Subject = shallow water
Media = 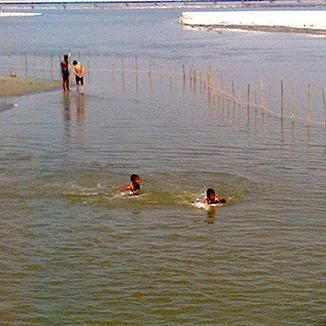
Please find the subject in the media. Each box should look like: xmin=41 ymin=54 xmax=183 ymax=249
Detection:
xmin=0 ymin=8 xmax=325 ymax=326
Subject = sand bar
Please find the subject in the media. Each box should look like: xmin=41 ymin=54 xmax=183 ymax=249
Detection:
xmin=179 ymin=10 xmax=326 ymax=33
xmin=0 ymin=12 xmax=42 ymax=16
xmin=0 ymin=76 xmax=60 ymax=98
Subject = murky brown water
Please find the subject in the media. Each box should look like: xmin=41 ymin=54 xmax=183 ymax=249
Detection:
xmin=0 ymin=8 xmax=325 ymax=325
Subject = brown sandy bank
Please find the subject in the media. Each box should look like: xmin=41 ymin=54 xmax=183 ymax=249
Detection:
xmin=0 ymin=76 xmax=60 ymax=98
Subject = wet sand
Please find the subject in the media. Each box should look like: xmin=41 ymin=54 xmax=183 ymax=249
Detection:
xmin=0 ymin=76 xmax=60 ymax=98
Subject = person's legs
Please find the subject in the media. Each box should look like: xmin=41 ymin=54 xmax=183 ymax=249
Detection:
xmin=75 ymin=76 xmax=80 ymax=93
xmin=66 ymin=75 xmax=70 ymax=91
xmin=79 ymin=77 xmax=84 ymax=94
xmin=62 ymin=73 xmax=70 ymax=92
xmin=76 ymin=76 xmax=84 ymax=94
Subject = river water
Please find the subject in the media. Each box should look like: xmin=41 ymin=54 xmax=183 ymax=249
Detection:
xmin=0 ymin=7 xmax=325 ymax=325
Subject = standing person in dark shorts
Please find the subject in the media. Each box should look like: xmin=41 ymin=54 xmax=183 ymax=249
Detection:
xmin=72 ymin=60 xmax=85 ymax=95
xmin=60 ymin=54 xmax=70 ymax=92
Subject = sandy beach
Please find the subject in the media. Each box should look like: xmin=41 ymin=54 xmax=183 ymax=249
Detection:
xmin=0 ymin=76 xmax=60 ymax=98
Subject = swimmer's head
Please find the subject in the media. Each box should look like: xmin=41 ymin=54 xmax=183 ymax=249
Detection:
xmin=64 ymin=54 xmax=68 ymax=61
xmin=130 ymin=174 xmax=140 ymax=183
xmin=206 ymin=188 xmax=215 ymax=197
xmin=73 ymin=60 xmax=78 ymax=66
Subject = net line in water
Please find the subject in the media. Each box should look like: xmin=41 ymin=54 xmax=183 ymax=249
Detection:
xmin=1 ymin=51 xmax=326 ymax=127
xmin=196 ymin=70 xmax=326 ymax=126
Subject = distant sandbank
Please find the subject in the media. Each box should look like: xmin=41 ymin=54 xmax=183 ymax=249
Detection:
xmin=0 ymin=76 xmax=60 ymax=98
xmin=0 ymin=12 xmax=42 ymax=16
xmin=179 ymin=11 xmax=326 ymax=34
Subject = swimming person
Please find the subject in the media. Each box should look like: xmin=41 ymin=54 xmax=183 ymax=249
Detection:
xmin=72 ymin=60 xmax=85 ymax=95
xmin=203 ymin=188 xmax=226 ymax=204
xmin=118 ymin=174 xmax=141 ymax=194
xmin=60 ymin=54 xmax=70 ymax=92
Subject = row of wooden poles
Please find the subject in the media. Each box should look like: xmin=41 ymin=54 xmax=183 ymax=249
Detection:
xmin=192 ymin=69 xmax=326 ymax=126
xmin=1 ymin=52 xmax=326 ymax=126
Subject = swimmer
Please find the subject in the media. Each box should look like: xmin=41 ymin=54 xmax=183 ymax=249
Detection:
xmin=117 ymin=174 xmax=141 ymax=194
xmin=203 ymin=188 xmax=226 ymax=204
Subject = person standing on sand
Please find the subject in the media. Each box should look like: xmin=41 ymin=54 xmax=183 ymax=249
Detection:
xmin=60 ymin=54 xmax=70 ymax=92
xmin=72 ymin=60 xmax=85 ymax=95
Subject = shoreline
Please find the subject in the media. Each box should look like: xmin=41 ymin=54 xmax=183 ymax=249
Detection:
xmin=0 ymin=76 xmax=60 ymax=98
xmin=184 ymin=24 xmax=326 ymax=35
xmin=1 ymin=1 xmax=326 ymax=10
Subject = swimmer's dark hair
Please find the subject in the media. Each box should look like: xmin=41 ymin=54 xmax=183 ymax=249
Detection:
xmin=130 ymin=174 xmax=139 ymax=182
xmin=73 ymin=60 xmax=78 ymax=65
xmin=64 ymin=54 xmax=68 ymax=61
xmin=206 ymin=188 xmax=215 ymax=197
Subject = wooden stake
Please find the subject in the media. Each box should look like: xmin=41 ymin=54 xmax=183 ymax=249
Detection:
xmin=322 ymin=89 xmax=326 ymax=125
xmin=307 ymin=83 xmax=312 ymax=122
xmin=291 ymin=80 xmax=296 ymax=119
xmin=247 ymin=83 xmax=250 ymax=111
xmin=281 ymin=80 xmax=284 ymax=119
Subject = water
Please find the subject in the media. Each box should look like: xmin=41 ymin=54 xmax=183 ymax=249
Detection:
xmin=0 ymin=8 xmax=325 ymax=325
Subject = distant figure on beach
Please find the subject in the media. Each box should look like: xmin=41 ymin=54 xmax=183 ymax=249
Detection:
xmin=60 ymin=54 xmax=70 ymax=92
xmin=72 ymin=60 xmax=85 ymax=95
xmin=203 ymin=188 xmax=226 ymax=204
xmin=118 ymin=174 xmax=141 ymax=194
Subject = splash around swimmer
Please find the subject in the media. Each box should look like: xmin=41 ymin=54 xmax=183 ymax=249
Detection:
xmin=117 ymin=174 xmax=227 ymax=206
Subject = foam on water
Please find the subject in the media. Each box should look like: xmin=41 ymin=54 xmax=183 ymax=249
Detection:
xmin=192 ymin=200 xmax=224 ymax=210
xmin=60 ymin=171 xmax=247 ymax=210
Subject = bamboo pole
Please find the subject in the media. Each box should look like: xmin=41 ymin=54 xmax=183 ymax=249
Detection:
xmin=24 ymin=55 xmax=28 ymax=78
xmin=182 ymin=64 xmax=186 ymax=91
xmin=290 ymin=80 xmax=297 ymax=119
xmin=322 ymin=89 xmax=326 ymax=125
xmin=111 ymin=54 xmax=115 ymax=91
xmin=41 ymin=57 xmax=45 ymax=79
xmin=135 ymin=56 xmax=139 ymax=94
xmin=307 ymin=83 xmax=312 ymax=123
xmin=121 ymin=55 xmax=125 ymax=93
xmin=247 ymin=83 xmax=250 ymax=111
xmin=280 ymin=80 xmax=284 ymax=119
xmin=260 ymin=75 xmax=264 ymax=106
xmin=238 ymin=86 xmax=241 ymax=110
xmin=50 ymin=54 xmax=54 ymax=79
xmin=120 ymin=55 xmax=125 ymax=72
xmin=247 ymin=83 xmax=250 ymax=122
xmin=148 ymin=57 xmax=152 ymax=80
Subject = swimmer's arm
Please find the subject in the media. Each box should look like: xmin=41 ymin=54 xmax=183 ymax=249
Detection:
xmin=116 ymin=184 xmax=132 ymax=192
xmin=217 ymin=197 xmax=226 ymax=203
